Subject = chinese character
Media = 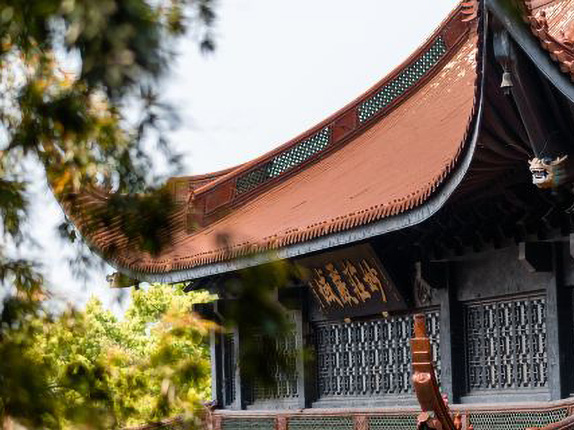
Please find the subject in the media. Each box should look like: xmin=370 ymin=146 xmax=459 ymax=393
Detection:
xmin=311 ymin=268 xmax=343 ymax=307
xmin=325 ymin=263 xmax=359 ymax=305
xmin=360 ymin=259 xmax=387 ymax=302
xmin=341 ymin=259 xmax=371 ymax=302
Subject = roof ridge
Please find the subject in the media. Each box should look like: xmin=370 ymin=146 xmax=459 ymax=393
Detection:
xmin=169 ymin=163 xmax=246 ymax=183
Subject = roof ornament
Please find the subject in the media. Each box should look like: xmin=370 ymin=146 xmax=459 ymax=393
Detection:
xmin=531 ymin=10 xmax=549 ymax=32
xmin=414 ymin=262 xmax=433 ymax=307
xmin=528 ymin=155 xmax=569 ymax=188
xmin=560 ymin=22 xmax=574 ymax=47
xmin=493 ymin=29 xmax=514 ymax=94
xmin=523 ymin=5 xmax=574 ymax=80
xmin=461 ymin=0 xmax=479 ymax=22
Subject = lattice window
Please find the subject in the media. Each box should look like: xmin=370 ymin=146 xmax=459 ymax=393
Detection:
xmin=467 ymin=409 xmax=568 ymax=430
xmin=369 ymin=415 xmax=418 ymax=430
xmin=358 ymin=37 xmax=447 ymax=123
xmin=248 ymin=316 xmax=299 ymax=402
xmin=464 ymin=296 xmax=547 ymax=392
xmin=314 ymin=311 xmax=440 ymax=398
xmin=222 ymin=333 xmax=236 ymax=406
xmin=221 ymin=418 xmax=275 ymax=430
xmin=288 ymin=416 xmax=353 ymax=430
xmin=235 ymin=127 xmax=331 ymax=195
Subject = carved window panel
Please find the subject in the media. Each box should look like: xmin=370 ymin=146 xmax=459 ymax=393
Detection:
xmin=464 ymin=296 xmax=547 ymax=392
xmin=314 ymin=311 xmax=440 ymax=398
xmin=235 ymin=127 xmax=331 ymax=195
xmin=247 ymin=314 xmax=300 ymax=403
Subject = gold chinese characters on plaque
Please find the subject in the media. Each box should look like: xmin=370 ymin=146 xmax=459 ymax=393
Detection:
xmin=298 ymin=244 xmax=406 ymax=319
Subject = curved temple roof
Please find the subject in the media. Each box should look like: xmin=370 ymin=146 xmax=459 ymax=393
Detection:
xmin=64 ymin=2 xmax=485 ymax=281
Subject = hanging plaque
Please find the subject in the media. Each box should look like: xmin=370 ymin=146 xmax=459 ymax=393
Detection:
xmin=297 ymin=244 xmax=406 ymax=319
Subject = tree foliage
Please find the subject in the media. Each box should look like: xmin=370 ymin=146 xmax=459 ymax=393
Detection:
xmin=1 ymin=284 xmax=214 ymax=429
xmin=0 ymin=1 xmax=216 ymax=426
xmin=0 ymin=0 xmax=215 ymax=293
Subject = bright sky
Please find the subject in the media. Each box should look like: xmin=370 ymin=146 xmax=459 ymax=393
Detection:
xmin=34 ymin=0 xmax=459 ymax=311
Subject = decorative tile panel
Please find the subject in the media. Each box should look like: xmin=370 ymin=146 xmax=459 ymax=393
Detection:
xmin=464 ymin=296 xmax=547 ymax=392
xmin=369 ymin=414 xmax=418 ymax=430
xmin=467 ymin=409 xmax=568 ymax=430
xmin=288 ymin=416 xmax=353 ymax=430
xmin=221 ymin=418 xmax=275 ymax=430
xmin=358 ymin=37 xmax=447 ymax=123
xmin=314 ymin=311 xmax=440 ymax=398
xmin=227 ymin=34 xmax=449 ymax=202
xmin=235 ymin=128 xmax=331 ymax=196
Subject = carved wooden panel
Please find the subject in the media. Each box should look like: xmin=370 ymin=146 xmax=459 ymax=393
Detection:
xmin=464 ymin=296 xmax=547 ymax=392
xmin=314 ymin=311 xmax=440 ymax=398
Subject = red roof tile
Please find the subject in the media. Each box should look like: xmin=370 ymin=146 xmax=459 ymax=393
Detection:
xmin=523 ymin=0 xmax=574 ymax=79
xmin=61 ymin=4 xmax=482 ymax=278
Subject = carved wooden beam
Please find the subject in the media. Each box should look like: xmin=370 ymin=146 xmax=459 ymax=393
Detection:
xmin=411 ymin=314 xmax=461 ymax=430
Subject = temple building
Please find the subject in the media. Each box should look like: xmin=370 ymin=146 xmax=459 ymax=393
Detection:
xmin=63 ymin=0 xmax=574 ymax=429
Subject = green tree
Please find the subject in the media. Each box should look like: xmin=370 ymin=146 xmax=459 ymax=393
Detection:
xmin=2 ymin=284 xmax=214 ymax=429
xmin=0 ymin=0 xmax=215 ymax=293
xmin=0 ymin=0 xmax=215 ymax=427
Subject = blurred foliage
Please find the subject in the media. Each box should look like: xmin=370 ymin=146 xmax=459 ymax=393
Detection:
xmin=223 ymin=259 xmax=296 ymax=387
xmin=1 ymin=284 xmax=215 ymax=429
xmin=0 ymin=0 xmax=215 ymax=293
xmin=0 ymin=0 xmax=216 ymax=426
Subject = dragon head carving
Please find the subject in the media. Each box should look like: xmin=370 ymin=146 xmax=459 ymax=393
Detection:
xmin=528 ymin=155 xmax=568 ymax=189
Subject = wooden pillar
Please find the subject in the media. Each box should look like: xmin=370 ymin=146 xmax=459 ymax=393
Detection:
xmin=210 ymin=329 xmax=222 ymax=406
xmin=232 ymin=326 xmax=245 ymax=409
xmin=547 ymin=241 xmax=571 ymax=400
xmin=279 ymin=284 xmax=315 ymax=408
xmin=296 ymin=288 xmax=318 ymax=408
xmin=353 ymin=415 xmax=369 ymax=430
xmin=294 ymin=309 xmax=307 ymax=409
xmin=437 ymin=263 xmax=464 ymax=403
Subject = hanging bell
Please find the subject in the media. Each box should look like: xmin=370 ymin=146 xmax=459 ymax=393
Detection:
xmin=500 ymin=71 xmax=513 ymax=95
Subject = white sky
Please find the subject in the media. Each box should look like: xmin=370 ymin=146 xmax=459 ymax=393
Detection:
xmin=34 ymin=0 xmax=459 ymax=311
